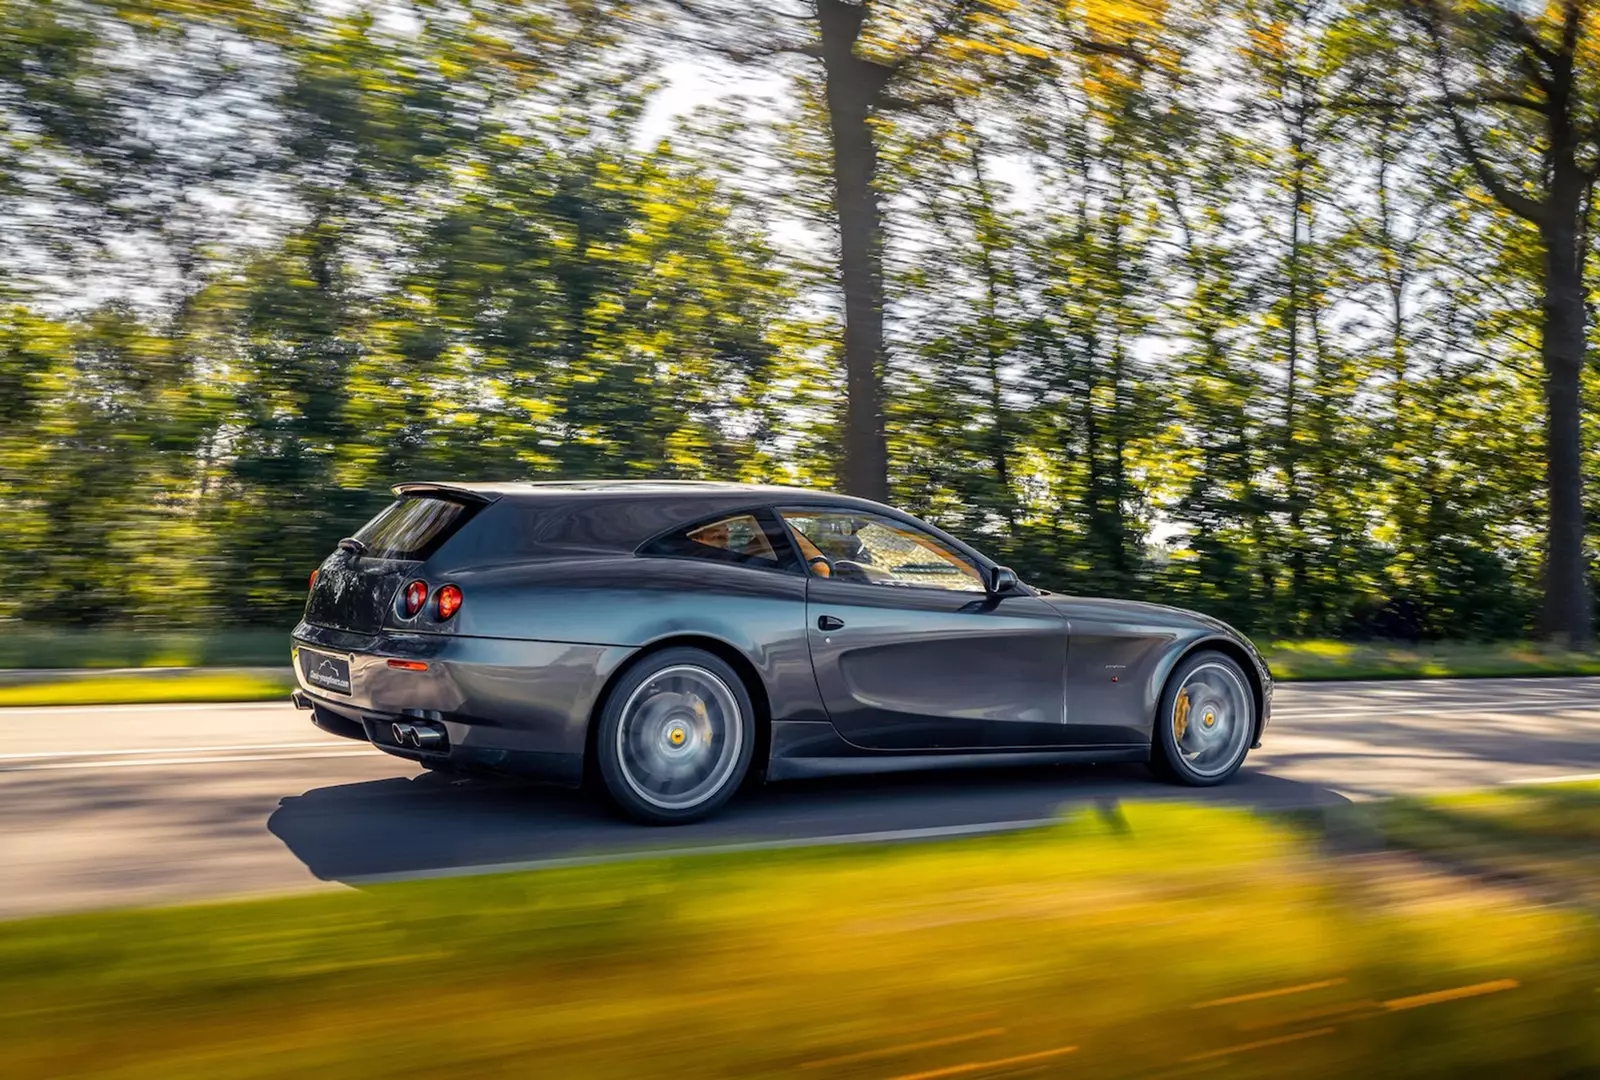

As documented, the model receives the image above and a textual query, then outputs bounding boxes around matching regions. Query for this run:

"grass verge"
[0,627,287,670]
[1339,780,1600,906]
[0,668,294,707]
[1259,639,1600,681]
[0,798,1595,1079]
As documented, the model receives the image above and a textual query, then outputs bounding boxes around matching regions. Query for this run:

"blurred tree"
[1129,4,1277,630]
[0,0,1590,644]
[651,0,1062,501]
[1395,0,1597,646]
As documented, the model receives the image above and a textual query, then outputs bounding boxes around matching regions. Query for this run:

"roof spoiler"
[391,482,500,505]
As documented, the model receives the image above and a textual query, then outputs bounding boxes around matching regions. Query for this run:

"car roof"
[390,479,990,563]
[393,479,877,507]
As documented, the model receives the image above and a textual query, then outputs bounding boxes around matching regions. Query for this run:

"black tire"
[1150,650,1256,787]
[595,647,756,824]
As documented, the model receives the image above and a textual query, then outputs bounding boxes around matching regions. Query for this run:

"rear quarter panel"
[429,555,829,724]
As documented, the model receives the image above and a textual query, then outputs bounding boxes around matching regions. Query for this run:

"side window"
[641,512,794,571]
[777,509,986,592]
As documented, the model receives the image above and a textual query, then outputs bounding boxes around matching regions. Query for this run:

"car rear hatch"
[304,487,491,636]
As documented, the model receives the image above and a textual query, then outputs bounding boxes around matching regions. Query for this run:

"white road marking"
[0,702,295,717]
[1269,703,1600,722]
[0,742,353,760]
[345,817,1065,885]
[0,749,382,773]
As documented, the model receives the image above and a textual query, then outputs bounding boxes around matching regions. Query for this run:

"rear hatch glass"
[304,495,484,633]
[354,496,480,560]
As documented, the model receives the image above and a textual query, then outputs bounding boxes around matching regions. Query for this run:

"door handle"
[817,615,845,631]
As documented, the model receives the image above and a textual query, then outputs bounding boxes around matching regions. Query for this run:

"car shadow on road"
[266,762,1355,887]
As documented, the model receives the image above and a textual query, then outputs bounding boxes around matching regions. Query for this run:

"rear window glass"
[354,496,480,560]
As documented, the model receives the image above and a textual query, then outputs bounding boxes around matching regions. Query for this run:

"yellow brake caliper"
[1174,688,1191,742]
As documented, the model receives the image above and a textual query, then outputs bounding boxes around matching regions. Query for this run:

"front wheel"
[595,648,755,824]
[1151,651,1256,786]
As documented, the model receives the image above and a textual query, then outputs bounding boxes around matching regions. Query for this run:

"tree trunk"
[1413,3,1595,645]
[817,0,889,501]
[1539,216,1594,646]
[1107,197,1129,582]
[1283,134,1307,626]
[968,140,1014,529]
[1083,360,1102,564]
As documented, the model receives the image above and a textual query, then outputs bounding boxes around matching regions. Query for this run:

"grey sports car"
[292,481,1272,823]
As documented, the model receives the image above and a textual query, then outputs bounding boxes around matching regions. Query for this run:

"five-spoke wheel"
[1152,650,1256,786]
[595,647,755,824]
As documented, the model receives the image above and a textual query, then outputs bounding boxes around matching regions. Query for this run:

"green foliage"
[0,628,286,668]
[0,1,798,627]
[0,0,1592,639]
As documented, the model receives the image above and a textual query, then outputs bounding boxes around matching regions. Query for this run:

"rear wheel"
[595,648,755,824]
[1151,651,1255,786]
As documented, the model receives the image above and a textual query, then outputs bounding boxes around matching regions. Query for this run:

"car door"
[778,507,1071,751]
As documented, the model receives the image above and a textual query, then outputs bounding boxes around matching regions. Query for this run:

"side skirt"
[765,720,1151,783]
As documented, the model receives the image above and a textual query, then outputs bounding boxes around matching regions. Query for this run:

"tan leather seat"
[788,526,830,577]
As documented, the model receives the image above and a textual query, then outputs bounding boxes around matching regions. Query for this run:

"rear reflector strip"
[386,660,429,672]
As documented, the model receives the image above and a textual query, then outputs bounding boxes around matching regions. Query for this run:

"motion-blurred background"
[3,7,1600,1079]
[2,0,1596,653]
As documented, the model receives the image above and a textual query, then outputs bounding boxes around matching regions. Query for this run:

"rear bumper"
[290,621,634,785]
[291,689,370,743]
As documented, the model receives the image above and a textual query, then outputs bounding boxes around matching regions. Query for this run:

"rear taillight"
[436,584,462,620]
[309,569,319,592]
[402,579,428,617]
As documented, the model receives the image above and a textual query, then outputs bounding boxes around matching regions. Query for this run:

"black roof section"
[393,479,848,502]
[391,479,934,557]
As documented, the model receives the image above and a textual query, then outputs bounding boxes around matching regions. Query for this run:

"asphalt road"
[1,677,1596,919]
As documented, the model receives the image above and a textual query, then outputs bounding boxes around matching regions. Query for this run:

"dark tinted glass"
[642,511,799,572]
[354,497,480,560]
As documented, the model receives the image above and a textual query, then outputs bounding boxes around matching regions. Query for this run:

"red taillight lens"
[309,569,319,592]
[436,584,462,620]
[402,579,428,617]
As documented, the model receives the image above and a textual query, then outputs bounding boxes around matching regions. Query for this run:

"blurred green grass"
[0,627,288,669]
[1260,639,1600,680]
[0,669,294,707]
[0,801,1595,1079]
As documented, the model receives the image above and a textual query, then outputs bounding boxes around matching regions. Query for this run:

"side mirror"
[987,565,1021,596]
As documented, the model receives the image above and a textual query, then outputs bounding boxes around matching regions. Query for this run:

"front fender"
[1149,634,1273,746]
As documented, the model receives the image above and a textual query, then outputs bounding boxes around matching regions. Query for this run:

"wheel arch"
[582,633,773,786]
[1162,636,1267,746]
